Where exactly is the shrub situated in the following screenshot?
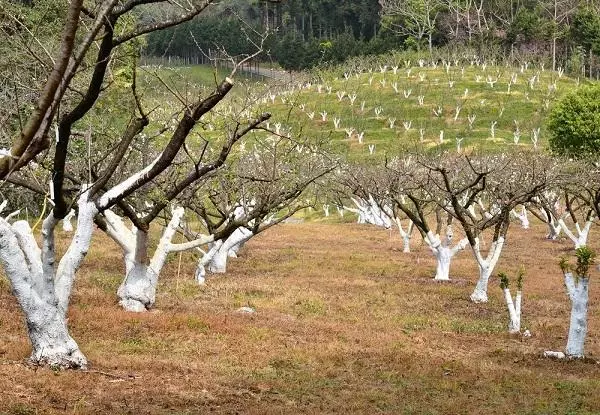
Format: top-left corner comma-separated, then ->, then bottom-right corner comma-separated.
547,84 -> 600,157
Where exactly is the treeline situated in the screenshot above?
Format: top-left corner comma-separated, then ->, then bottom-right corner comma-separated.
143,0 -> 600,75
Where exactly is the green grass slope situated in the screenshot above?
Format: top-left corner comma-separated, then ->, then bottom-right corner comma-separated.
258,62 -> 587,158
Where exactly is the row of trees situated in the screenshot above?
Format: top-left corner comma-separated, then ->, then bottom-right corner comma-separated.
338,151 -> 598,357
0,0 -> 339,368
0,0 -> 597,370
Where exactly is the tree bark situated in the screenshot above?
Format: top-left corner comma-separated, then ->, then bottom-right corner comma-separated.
565,273 -> 589,358
0,188 -> 96,368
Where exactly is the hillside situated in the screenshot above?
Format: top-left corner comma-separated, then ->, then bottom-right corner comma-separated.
140,60 -> 585,159
260,61 -> 583,158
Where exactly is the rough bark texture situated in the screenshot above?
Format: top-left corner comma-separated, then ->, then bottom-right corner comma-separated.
0,189 -> 96,368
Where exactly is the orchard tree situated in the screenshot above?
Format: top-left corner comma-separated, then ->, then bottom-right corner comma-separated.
426,152 -> 555,302
546,246 -> 596,359
184,135 -> 336,281
0,0 -> 273,368
383,156 -> 469,280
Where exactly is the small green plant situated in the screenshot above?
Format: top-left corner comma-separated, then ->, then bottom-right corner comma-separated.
560,246 -> 596,278
498,272 -> 510,290
498,268 -> 525,290
575,246 -> 595,277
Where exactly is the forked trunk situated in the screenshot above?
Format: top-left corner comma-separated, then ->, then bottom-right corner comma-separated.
0,189 -> 96,368
503,288 -> 521,334
426,231 -> 467,281
470,236 -> 505,303
107,207 -> 213,312
207,228 -> 253,274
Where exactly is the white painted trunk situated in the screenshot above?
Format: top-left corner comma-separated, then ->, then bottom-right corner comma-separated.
565,273 -> 589,358
470,265 -> 492,303
27,304 -> 87,368
62,209 -> 75,232
426,231 -> 467,281
208,242 -> 229,274
433,246 -> 452,280
195,240 -> 223,284
511,206 -> 529,229
470,237 -> 504,303
546,221 -> 561,240
0,189 -> 96,368
207,228 -> 253,274
559,219 -> 593,249
113,207 -> 214,312
402,234 -> 411,253
503,288 -> 521,333
395,218 -> 413,253
117,230 -> 156,312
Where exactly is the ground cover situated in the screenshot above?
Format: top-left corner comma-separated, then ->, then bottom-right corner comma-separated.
0,218 -> 598,414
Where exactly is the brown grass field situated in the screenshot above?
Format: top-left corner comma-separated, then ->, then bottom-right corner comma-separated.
0,219 -> 599,414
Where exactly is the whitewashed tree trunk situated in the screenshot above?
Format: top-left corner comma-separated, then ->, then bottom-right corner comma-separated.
105,208 -> 213,312
470,237 -> 505,303
62,209 -> 75,232
207,227 -> 253,274
503,288 -> 522,333
511,206 -> 529,229
564,272 -> 589,358
394,218 -> 414,253
0,189 -> 96,368
558,218 -> 594,249
547,220 -> 562,240
425,231 -> 468,281
195,240 -> 223,284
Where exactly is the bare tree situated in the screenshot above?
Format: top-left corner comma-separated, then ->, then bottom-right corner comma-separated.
0,0 -> 273,368
379,0 -> 444,55
425,152 -> 555,302
184,134 -> 337,281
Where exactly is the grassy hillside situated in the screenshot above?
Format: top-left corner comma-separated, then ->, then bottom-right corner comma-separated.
134,61 -> 588,160
259,62 -> 585,158
1,221 -> 598,414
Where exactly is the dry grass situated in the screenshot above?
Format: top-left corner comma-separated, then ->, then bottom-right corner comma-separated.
1,220 -> 599,414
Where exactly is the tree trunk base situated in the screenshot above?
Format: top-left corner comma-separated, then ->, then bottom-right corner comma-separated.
119,297 -> 148,312
470,289 -> 488,303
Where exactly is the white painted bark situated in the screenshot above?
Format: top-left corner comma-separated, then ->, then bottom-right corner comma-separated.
503,288 -> 521,333
511,206 -> 529,229
470,236 -> 505,303
0,188 -> 96,368
546,220 -> 562,240
207,227 -> 253,274
564,272 -> 589,358
62,209 -> 75,232
558,218 -> 594,249
346,196 -> 392,228
105,207 -> 213,311
195,240 -> 223,284
425,231 -> 468,281
394,218 -> 414,253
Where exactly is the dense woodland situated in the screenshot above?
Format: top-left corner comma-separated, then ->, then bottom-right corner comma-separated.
140,0 -> 600,75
